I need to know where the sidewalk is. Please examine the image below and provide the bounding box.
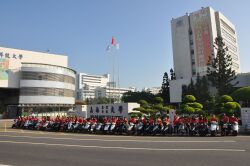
[0,119,13,130]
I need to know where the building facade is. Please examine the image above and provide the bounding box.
[77,73,110,100]
[77,73,136,100]
[170,7,241,103]
[95,86,136,99]
[142,87,161,95]
[171,7,240,79]
[0,46,76,118]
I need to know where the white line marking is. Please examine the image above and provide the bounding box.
[0,135,236,143]
[0,140,245,152]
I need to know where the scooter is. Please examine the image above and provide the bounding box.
[127,122,136,135]
[178,123,186,136]
[103,122,111,134]
[210,121,219,136]
[231,122,239,136]
[221,123,229,136]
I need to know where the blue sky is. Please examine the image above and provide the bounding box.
[1,0,250,90]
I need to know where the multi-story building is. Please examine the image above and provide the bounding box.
[95,86,136,99]
[170,7,240,103]
[77,73,110,100]
[142,87,161,95]
[0,46,76,118]
[171,7,240,79]
[77,73,135,100]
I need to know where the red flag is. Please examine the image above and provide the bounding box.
[111,36,115,45]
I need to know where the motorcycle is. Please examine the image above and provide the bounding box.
[178,123,186,136]
[198,123,209,137]
[126,122,136,135]
[210,121,219,136]
[231,122,239,136]
[221,123,229,136]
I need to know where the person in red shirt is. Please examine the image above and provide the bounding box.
[221,114,229,123]
[164,116,170,125]
[111,117,117,124]
[149,117,155,126]
[130,117,137,124]
[82,117,87,124]
[157,117,163,127]
[142,117,147,125]
[229,114,238,123]
[78,117,83,124]
[210,114,218,122]
[123,117,128,124]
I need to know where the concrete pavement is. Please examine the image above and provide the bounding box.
[0,128,249,166]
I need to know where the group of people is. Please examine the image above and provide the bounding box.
[12,113,239,136]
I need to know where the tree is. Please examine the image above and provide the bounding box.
[207,36,238,96]
[170,68,176,80]
[182,78,195,99]
[159,72,170,104]
[121,91,155,103]
[180,95,204,115]
[215,95,241,116]
[182,76,210,105]
[231,86,250,104]
[87,97,110,104]
[133,97,169,118]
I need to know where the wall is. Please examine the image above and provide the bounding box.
[171,15,192,79]
[87,103,140,118]
[241,108,250,129]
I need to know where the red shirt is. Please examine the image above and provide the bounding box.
[142,118,147,125]
[149,119,155,125]
[210,117,218,122]
[229,117,238,123]
[130,118,137,124]
[164,118,170,124]
[222,116,229,123]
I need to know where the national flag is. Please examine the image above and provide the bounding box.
[111,36,115,45]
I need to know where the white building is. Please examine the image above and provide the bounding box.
[170,7,241,103]
[0,46,76,118]
[95,86,136,99]
[171,7,240,79]
[77,73,136,100]
[142,87,161,95]
[77,73,110,100]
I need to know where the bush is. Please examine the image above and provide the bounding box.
[225,102,237,109]
[220,95,233,103]
[184,95,196,103]
[154,97,164,104]
[231,86,250,102]
[183,106,195,114]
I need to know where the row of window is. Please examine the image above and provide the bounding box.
[22,63,75,75]
[20,87,74,97]
[222,29,236,44]
[22,71,75,84]
[220,19,236,34]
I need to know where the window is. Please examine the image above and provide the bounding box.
[176,20,183,27]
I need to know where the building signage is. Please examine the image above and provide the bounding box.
[0,59,10,80]
[0,51,23,60]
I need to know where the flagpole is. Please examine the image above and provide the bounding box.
[117,49,120,103]
[112,49,115,104]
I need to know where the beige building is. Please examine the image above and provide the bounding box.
[171,7,240,79]
[0,46,76,118]
[170,7,241,103]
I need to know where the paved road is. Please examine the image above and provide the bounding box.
[0,127,249,166]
